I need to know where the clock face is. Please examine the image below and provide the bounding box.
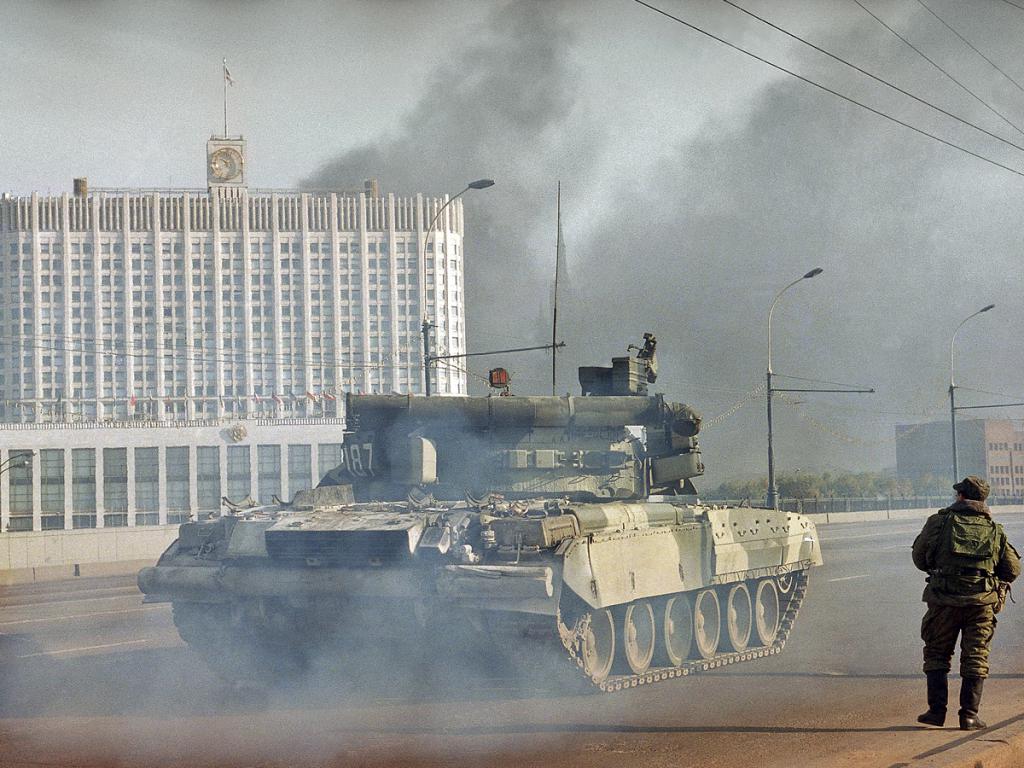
[209,147,243,181]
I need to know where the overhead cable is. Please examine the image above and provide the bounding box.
[0,334,420,372]
[631,0,1024,180]
[994,0,1024,14]
[852,0,1024,138]
[956,385,1024,401]
[772,372,875,391]
[720,0,1024,155]
[917,0,1024,97]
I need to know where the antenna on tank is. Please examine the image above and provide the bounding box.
[552,181,566,395]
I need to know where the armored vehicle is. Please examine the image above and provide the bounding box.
[138,337,822,692]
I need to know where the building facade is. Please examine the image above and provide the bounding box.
[0,422,344,532]
[0,137,467,423]
[0,137,470,533]
[895,418,1024,496]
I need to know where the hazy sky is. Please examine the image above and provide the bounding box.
[4,0,1024,482]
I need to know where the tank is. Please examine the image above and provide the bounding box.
[138,336,823,692]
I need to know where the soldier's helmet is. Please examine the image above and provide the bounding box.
[953,475,990,501]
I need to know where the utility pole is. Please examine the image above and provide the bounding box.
[417,179,494,398]
[764,267,873,509]
[766,367,776,507]
[422,319,433,397]
[950,382,959,481]
[766,268,823,509]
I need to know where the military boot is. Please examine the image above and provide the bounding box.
[958,676,987,730]
[917,670,948,726]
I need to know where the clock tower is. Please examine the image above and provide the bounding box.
[206,136,246,192]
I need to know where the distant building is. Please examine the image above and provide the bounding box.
[895,418,1024,496]
[0,136,469,532]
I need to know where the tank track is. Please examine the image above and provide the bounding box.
[559,571,809,693]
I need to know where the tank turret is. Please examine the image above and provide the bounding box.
[328,336,703,503]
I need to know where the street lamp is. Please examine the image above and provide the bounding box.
[420,179,494,396]
[0,451,34,480]
[766,267,823,509]
[949,304,995,482]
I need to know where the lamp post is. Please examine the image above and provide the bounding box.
[766,267,823,509]
[949,304,995,482]
[420,179,494,397]
[417,180,493,397]
[0,450,34,477]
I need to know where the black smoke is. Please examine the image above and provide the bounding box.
[304,0,1024,482]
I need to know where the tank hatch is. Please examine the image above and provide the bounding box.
[264,510,424,566]
[578,333,658,396]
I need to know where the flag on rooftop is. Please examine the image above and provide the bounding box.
[223,58,235,87]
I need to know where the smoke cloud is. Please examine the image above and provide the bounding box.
[305,1,1024,483]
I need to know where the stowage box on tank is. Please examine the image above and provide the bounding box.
[138,336,822,691]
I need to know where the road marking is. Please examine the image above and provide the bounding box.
[16,638,155,658]
[0,605,162,627]
[824,530,919,541]
[0,585,137,605]
[827,574,871,582]
[0,593,140,610]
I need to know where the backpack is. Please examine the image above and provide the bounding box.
[929,512,1001,596]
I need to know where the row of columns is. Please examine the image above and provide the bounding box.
[0,442,329,533]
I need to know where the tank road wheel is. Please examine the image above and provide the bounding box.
[692,588,721,659]
[754,579,781,646]
[776,572,795,594]
[582,609,616,684]
[623,600,656,675]
[723,583,753,652]
[661,594,694,666]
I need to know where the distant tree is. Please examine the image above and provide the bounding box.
[776,473,820,499]
[706,469,924,500]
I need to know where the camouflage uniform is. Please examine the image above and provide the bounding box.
[912,476,1020,730]
[912,498,1020,677]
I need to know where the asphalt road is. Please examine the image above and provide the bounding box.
[1,514,1023,768]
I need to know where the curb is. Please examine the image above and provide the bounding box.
[0,558,153,586]
[896,713,1024,768]
[809,506,1024,527]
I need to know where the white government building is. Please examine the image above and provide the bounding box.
[0,136,468,534]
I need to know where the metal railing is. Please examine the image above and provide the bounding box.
[0,416,346,431]
[708,495,1024,514]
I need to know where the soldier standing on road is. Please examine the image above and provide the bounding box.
[912,476,1020,730]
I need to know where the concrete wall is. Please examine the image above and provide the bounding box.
[0,524,178,585]
[804,503,1024,526]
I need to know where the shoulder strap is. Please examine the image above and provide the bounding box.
[928,512,952,568]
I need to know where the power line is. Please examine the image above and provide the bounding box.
[0,333,422,372]
[994,0,1024,14]
[956,385,1024,401]
[773,372,875,390]
[852,0,1024,138]
[915,0,1024,98]
[631,0,1024,180]
[720,0,1024,156]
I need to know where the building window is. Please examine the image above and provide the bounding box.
[257,445,281,505]
[226,445,251,502]
[318,443,344,483]
[197,446,221,519]
[166,447,190,524]
[103,448,128,527]
[7,450,34,531]
[135,447,159,526]
[72,448,97,529]
[40,449,64,530]
[288,444,312,498]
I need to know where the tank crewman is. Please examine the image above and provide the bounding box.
[912,476,1020,730]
